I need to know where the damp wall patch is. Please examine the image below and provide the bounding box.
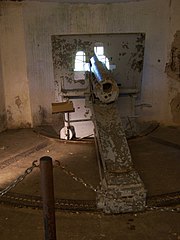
[170,93,180,124]
[166,31,180,81]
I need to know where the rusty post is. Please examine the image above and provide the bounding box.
[40,156,57,240]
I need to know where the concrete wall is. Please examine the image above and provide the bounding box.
[0,49,7,132]
[0,0,179,129]
[0,4,7,132]
[0,3,32,130]
[166,0,180,124]
[23,0,171,125]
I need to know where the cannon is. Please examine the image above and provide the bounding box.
[90,55,119,104]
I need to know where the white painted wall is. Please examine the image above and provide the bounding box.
[0,0,179,130]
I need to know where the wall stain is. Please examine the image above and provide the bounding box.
[15,96,22,111]
[74,79,85,85]
[39,105,48,124]
[169,0,172,8]
[0,110,7,131]
[170,93,180,123]
[6,106,14,122]
[122,42,129,49]
[129,34,145,73]
[19,122,31,128]
[166,31,180,81]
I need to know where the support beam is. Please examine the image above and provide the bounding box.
[91,102,146,213]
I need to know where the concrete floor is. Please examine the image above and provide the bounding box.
[0,126,180,239]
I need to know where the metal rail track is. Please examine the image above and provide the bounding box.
[0,141,49,170]
[0,190,180,212]
[0,191,97,212]
[147,191,180,207]
[0,192,98,211]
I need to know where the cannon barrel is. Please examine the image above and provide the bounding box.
[90,55,119,103]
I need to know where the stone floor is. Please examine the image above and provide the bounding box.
[0,126,180,240]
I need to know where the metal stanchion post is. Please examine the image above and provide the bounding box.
[40,156,57,240]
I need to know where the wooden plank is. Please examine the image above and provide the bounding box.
[52,101,74,113]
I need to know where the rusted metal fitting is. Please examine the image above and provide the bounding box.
[40,156,57,240]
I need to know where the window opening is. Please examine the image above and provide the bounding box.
[73,45,110,81]
[94,44,110,70]
[74,51,89,72]
[74,51,90,81]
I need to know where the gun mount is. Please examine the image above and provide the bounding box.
[88,55,146,214]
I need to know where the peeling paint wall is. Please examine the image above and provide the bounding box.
[166,31,180,81]
[51,34,145,100]
[0,0,179,127]
[170,92,180,123]
[0,3,32,129]
[166,0,180,124]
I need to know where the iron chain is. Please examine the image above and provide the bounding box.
[54,160,115,200]
[0,160,39,197]
[0,159,179,213]
[54,160,99,193]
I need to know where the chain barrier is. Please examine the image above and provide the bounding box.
[54,160,125,207]
[54,161,180,213]
[145,206,180,213]
[0,158,179,213]
[0,160,39,197]
[0,158,99,198]
[54,160,99,194]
